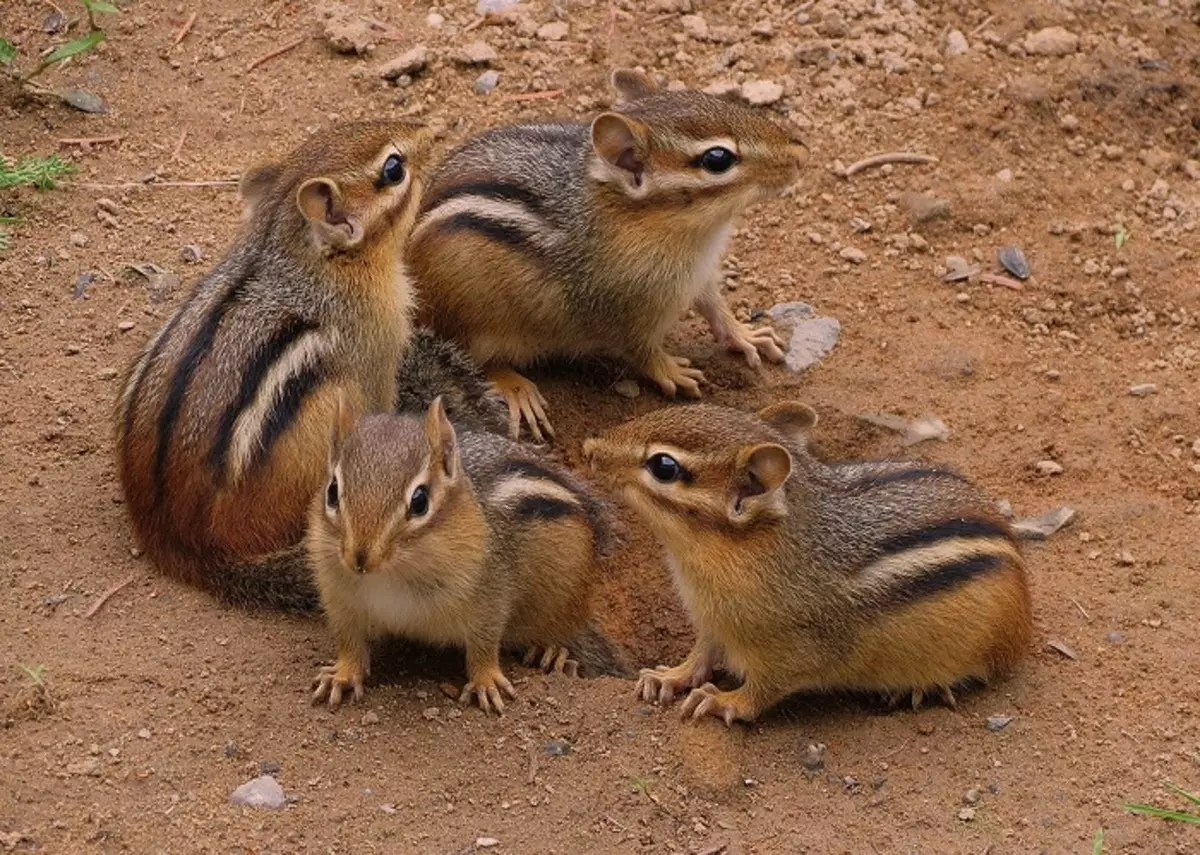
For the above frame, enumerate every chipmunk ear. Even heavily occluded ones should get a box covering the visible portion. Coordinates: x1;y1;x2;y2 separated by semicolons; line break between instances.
757;402;819;445
423;396;460;479
591;113;648;190
730;443;792;518
297;177;364;252
238;162;282;219
610;68;659;103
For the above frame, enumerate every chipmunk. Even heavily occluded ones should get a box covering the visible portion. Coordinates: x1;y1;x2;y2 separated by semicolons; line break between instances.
308;396;623;713
114;120;435;611
406;69;807;442
583;402;1033;725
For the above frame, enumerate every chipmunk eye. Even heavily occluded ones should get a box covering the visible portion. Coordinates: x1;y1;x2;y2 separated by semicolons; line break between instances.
379;153;406;187
696;146;738;174
408;484;430;517
325;475;340;513
646;453;684;483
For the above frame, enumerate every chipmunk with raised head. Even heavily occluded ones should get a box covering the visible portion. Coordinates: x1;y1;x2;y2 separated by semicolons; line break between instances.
583;402;1033;725
406;69;807;442
308;396;623;713
114;120;434;611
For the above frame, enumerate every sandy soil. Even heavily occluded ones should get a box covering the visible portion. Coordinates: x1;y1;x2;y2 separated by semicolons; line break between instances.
2;0;1199;852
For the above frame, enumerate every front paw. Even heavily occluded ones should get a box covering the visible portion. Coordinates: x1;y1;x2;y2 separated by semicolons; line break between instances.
459;667;516;715
730;323;786;367
679;683;759;726
522;645;580;678
636;663;707;706
645;353;705;399
312;656;367;710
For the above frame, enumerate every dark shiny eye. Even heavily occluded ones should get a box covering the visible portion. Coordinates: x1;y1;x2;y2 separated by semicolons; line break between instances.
408;484;430;517
325;476;339;512
696;146;738;174
646;453;683;483
379;153;406;186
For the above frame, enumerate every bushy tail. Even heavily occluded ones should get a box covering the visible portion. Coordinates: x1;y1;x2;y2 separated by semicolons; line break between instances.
568;620;635;678
396;328;508;435
185;542;321;613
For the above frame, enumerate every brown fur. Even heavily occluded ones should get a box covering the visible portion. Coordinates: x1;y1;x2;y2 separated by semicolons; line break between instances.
406;70;807;439
583;401;1034;724
113;120;435;611
308;399;624;713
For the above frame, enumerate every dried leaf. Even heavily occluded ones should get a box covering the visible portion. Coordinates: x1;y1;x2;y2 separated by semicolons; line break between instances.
998;245;1031;279
125;262;180;303
1013;506;1077;540
59;89;108;114
902;415;950;446
1047;640;1079;661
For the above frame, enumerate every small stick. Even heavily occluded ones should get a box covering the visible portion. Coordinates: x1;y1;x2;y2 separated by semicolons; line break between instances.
1070;598;1091;620
526;741;540;784
71;179;239;190
840;152;939;177
85;575;135;618
696;844;729;855
58;135;123;146
462;15;486;32
978;272;1024;291
245;36;305;72
970;14;995;37
172;12;197;48
501;89;564;103
878;738;910;760
171;128;188;162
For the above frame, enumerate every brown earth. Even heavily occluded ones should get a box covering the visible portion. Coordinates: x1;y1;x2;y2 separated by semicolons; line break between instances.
2;0;1199;852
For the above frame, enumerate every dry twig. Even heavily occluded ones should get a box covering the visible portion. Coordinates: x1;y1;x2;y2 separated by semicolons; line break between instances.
58;135;123;147
171;128;189;162
978;272;1025;291
85;575;134;618
172;12;197;48
245;36;305;72
840;152;939;177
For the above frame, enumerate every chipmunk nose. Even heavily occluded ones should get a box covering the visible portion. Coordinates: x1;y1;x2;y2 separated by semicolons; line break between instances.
354;548;367;574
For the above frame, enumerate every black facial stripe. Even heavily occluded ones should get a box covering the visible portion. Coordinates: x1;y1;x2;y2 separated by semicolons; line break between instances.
420;180;547;218
437;212;533;250
248;361;325;473
152;285;240;501
514;495;578;521
876;552;1007;609
208;317;319;481
875;518;1012;557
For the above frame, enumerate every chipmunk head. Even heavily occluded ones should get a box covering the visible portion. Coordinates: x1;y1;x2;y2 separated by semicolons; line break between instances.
583;401;818;536
311;395;475;578
239;119;436;256
587;69;807;216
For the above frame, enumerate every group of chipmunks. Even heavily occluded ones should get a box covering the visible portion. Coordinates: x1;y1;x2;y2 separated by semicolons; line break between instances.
112;70;1033;726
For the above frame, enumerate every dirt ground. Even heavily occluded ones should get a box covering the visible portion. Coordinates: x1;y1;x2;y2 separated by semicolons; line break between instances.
2;0;1199;852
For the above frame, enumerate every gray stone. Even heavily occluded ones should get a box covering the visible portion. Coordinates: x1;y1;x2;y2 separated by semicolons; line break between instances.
230;775;286;809
767;302;841;374
536;21;569;41
1023;26;1079;57
379;46;428;79
1128;383;1157;397
1035;460;1063;476
945;29;969;57
1013;506;1076;540
456;41;497;66
985;714;1014;732
474;70;500;95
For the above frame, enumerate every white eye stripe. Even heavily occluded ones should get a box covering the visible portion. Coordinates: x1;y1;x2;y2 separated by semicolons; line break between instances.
684;137;740;158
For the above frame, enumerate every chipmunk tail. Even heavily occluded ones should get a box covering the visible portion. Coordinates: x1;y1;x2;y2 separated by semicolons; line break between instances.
568;621;635;679
395;328;508;435
200;542;321;613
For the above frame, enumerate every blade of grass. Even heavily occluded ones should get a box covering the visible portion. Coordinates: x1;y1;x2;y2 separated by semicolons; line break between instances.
1092;828;1103;855
1126;803;1200;823
0;38;17;66
1162;782;1200;807
40;30;107;68
83;0;121;13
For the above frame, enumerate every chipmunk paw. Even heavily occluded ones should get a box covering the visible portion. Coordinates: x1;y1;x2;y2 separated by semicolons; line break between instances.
460;668;516;716
523;645;580;678
729;322;786;367
488;367;554;443
680;683;757;726
645;352;705;400
311;657;366;710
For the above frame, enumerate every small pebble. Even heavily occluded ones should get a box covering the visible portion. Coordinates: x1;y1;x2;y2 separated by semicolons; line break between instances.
1106;631;1125;644
422;707;440;720
536;21;568;41
986;714;1014;732
800;742;826;775
230;775;286;809
613;379;640;399
945;29;969;57
379;45;429;79
70;232;89;247
740;79;784;106
1192;438;1200;459
180;244;204;263
963;788;981;805
839;246;867;264
476;838;500;849
994;498;1014;518
958;807;977;822
474;70;500;95
1035;460;1063;476
137;728;151;739
1128;383;1157;397
456;41;497;66
1116;550;1135;567
544;739;572;756
360;711;379;725
118;321;136;332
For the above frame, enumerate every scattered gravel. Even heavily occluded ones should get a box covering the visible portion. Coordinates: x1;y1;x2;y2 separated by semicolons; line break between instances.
230;775;286;809
379;46;428;79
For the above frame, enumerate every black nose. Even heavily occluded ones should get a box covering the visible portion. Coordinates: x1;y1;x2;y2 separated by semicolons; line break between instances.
354;549;367;573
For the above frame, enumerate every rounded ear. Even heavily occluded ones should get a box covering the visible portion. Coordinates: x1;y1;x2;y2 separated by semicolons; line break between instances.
238;162;282;218
610;68;659;102
591;113;647;186
423;396;459;479
758;401;819;439
296;178;363;251
731;442;792;516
